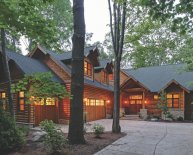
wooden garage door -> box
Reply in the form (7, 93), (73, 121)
(34, 98), (58, 126)
(85, 99), (106, 122)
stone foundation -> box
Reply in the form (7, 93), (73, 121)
(139, 109), (148, 120)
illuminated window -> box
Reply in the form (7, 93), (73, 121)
(45, 98), (55, 105)
(84, 61), (92, 77)
(167, 93), (179, 108)
(109, 74), (113, 81)
(18, 91), (25, 111)
(86, 99), (105, 106)
(101, 71), (108, 84)
(154, 95), (159, 100)
(129, 95), (143, 100)
(0, 92), (6, 110)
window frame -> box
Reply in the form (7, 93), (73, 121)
(18, 91), (25, 111)
(167, 93), (180, 108)
(0, 92), (6, 110)
(84, 61), (92, 77)
(101, 70), (108, 84)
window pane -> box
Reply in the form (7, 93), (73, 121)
(130, 95), (142, 100)
(173, 99), (179, 108)
(89, 99), (95, 106)
(167, 99), (172, 108)
(46, 98), (55, 105)
(2, 92), (6, 98)
(167, 94), (172, 99)
(130, 100), (135, 104)
(20, 105), (25, 111)
(154, 95), (158, 100)
(173, 94), (179, 98)
(19, 99), (25, 111)
(19, 91), (25, 98)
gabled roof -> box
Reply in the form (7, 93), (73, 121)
(95, 59), (112, 69)
(123, 64), (193, 92)
(29, 45), (113, 91)
(4, 50), (62, 83)
(38, 45), (97, 61)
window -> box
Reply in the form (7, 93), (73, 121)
(86, 99), (105, 106)
(101, 71), (108, 84)
(154, 95), (159, 100)
(34, 98), (55, 105)
(18, 91), (25, 111)
(0, 92), (6, 110)
(84, 61), (92, 77)
(129, 95), (143, 100)
(109, 74), (113, 81)
(167, 93), (179, 108)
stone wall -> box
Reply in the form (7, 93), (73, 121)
(140, 109), (148, 120)
(169, 109), (184, 119)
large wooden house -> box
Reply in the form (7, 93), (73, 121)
(120, 64), (193, 120)
(1, 46), (193, 126)
(0, 45), (114, 126)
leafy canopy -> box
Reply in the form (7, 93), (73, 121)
(0, 0), (72, 51)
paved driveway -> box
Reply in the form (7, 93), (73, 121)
(92, 119), (193, 155)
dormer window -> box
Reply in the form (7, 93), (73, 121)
(84, 61), (92, 77)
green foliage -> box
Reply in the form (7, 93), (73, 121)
(136, 0), (193, 33)
(40, 120), (68, 152)
(0, 0), (73, 51)
(11, 72), (69, 104)
(92, 124), (105, 138)
(177, 116), (184, 121)
(166, 113), (173, 120)
(0, 109), (25, 152)
(157, 91), (170, 120)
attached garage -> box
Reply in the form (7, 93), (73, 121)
(84, 99), (106, 122)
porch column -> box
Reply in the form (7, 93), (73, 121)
(142, 91), (145, 109)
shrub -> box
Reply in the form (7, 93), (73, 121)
(40, 120), (68, 152)
(177, 116), (184, 121)
(166, 112), (173, 120)
(92, 124), (105, 138)
(0, 109), (25, 152)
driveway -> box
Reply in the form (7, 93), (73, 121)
(91, 119), (193, 155)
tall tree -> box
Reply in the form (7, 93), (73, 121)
(68, 0), (85, 144)
(1, 28), (14, 116)
(108, 0), (127, 133)
(0, 0), (65, 116)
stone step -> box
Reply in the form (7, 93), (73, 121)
(121, 114), (142, 120)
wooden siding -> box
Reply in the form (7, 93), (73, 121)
(120, 71), (128, 85)
(0, 83), (34, 124)
(44, 56), (71, 82)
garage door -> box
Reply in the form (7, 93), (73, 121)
(84, 99), (106, 122)
(34, 98), (58, 126)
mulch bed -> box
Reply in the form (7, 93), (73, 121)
(5, 132), (125, 155)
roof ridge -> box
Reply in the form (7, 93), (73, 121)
(124, 63), (186, 71)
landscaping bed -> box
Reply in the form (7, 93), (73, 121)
(6, 131), (125, 155)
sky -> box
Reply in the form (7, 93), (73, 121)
(84, 0), (109, 43)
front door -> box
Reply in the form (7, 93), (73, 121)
(129, 99), (142, 114)
(124, 95), (143, 115)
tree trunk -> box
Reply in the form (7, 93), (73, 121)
(112, 57), (121, 133)
(68, 0), (85, 144)
(0, 28), (14, 117)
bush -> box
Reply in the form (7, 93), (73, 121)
(0, 109), (25, 152)
(177, 116), (184, 121)
(40, 120), (68, 152)
(166, 112), (173, 120)
(92, 124), (105, 138)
